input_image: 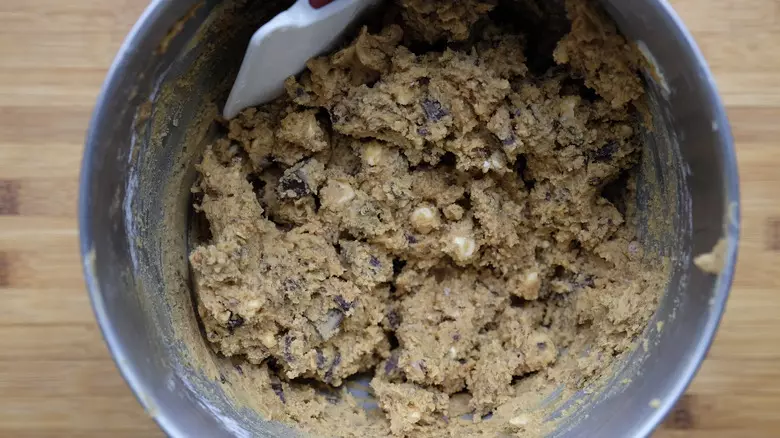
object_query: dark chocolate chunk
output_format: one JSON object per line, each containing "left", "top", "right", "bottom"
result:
{"left": 422, "top": 98, "right": 449, "bottom": 122}
{"left": 325, "top": 352, "right": 341, "bottom": 383}
{"left": 284, "top": 335, "right": 295, "bottom": 362}
{"left": 406, "top": 233, "right": 418, "bottom": 244}
{"left": 386, "top": 310, "right": 401, "bottom": 330}
{"left": 392, "top": 259, "right": 406, "bottom": 276}
{"left": 283, "top": 278, "right": 300, "bottom": 292}
{"left": 502, "top": 134, "right": 516, "bottom": 146}
{"left": 537, "top": 342, "right": 548, "bottom": 351}
{"left": 277, "top": 171, "right": 310, "bottom": 199}
{"left": 271, "top": 378, "right": 286, "bottom": 404}
{"left": 227, "top": 313, "right": 245, "bottom": 332}
{"left": 417, "top": 127, "right": 430, "bottom": 137}
{"left": 384, "top": 353, "right": 399, "bottom": 375}
{"left": 234, "top": 365, "right": 243, "bottom": 375}
{"left": 332, "top": 352, "right": 342, "bottom": 368}
{"left": 592, "top": 141, "right": 618, "bottom": 162}
{"left": 581, "top": 275, "right": 596, "bottom": 288}
{"left": 219, "top": 373, "right": 228, "bottom": 384}
{"left": 325, "top": 391, "right": 340, "bottom": 404}
{"left": 316, "top": 349, "right": 326, "bottom": 369}
{"left": 277, "top": 223, "right": 295, "bottom": 233}
{"left": 334, "top": 295, "right": 354, "bottom": 311}
{"left": 369, "top": 256, "right": 381, "bottom": 268}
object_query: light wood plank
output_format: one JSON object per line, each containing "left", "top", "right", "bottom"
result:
{"left": 0, "top": 106, "right": 93, "bottom": 145}
{"left": 0, "top": 288, "right": 95, "bottom": 325}
{"left": 0, "top": 361, "right": 141, "bottom": 397}
{"left": 0, "top": 143, "right": 84, "bottom": 179}
{"left": 0, "top": 325, "right": 111, "bottom": 362}
{"left": 0, "top": 396, "right": 159, "bottom": 431}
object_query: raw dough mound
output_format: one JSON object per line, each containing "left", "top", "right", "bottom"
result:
{"left": 398, "top": 0, "right": 497, "bottom": 43}
{"left": 554, "top": 0, "right": 644, "bottom": 108}
{"left": 189, "top": 1, "right": 664, "bottom": 437}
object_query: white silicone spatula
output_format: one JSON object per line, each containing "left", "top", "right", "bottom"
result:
{"left": 223, "top": 0, "right": 382, "bottom": 119}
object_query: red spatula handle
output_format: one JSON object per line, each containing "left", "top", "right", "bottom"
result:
{"left": 310, "top": 0, "right": 335, "bottom": 8}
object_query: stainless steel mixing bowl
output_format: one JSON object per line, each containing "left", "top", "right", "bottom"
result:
{"left": 79, "top": 0, "right": 740, "bottom": 436}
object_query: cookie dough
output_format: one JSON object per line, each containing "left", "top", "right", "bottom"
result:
{"left": 694, "top": 238, "right": 728, "bottom": 274}
{"left": 189, "top": 1, "right": 666, "bottom": 436}
{"left": 397, "top": 0, "right": 498, "bottom": 43}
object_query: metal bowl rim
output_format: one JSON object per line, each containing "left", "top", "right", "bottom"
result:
{"left": 78, "top": 1, "right": 741, "bottom": 437}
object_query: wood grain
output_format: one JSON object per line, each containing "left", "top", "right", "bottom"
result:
{"left": 0, "top": 0, "right": 777, "bottom": 437}
{"left": 0, "top": 1, "right": 158, "bottom": 437}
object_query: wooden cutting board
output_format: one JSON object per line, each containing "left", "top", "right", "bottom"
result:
{"left": 0, "top": 0, "right": 777, "bottom": 436}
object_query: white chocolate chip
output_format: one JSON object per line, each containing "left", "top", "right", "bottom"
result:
{"left": 514, "top": 271, "right": 541, "bottom": 300}
{"left": 479, "top": 151, "right": 507, "bottom": 173}
{"left": 261, "top": 332, "right": 277, "bottom": 349}
{"left": 407, "top": 410, "right": 422, "bottom": 423}
{"left": 410, "top": 205, "right": 440, "bottom": 234}
{"left": 488, "top": 151, "right": 506, "bottom": 172}
{"left": 321, "top": 180, "right": 356, "bottom": 209}
{"left": 559, "top": 96, "right": 579, "bottom": 125}
{"left": 554, "top": 46, "right": 569, "bottom": 63}
{"left": 362, "top": 142, "right": 384, "bottom": 166}
{"left": 449, "top": 347, "right": 457, "bottom": 358}
{"left": 246, "top": 299, "right": 262, "bottom": 311}
{"left": 509, "top": 414, "right": 530, "bottom": 427}
{"left": 448, "top": 235, "right": 476, "bottom": 262}
{"left": 217, "top": 310, "right": 231, "bottom": 323}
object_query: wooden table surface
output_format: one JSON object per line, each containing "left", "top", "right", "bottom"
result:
{"left": 0, "top": 0, "right": 777, "bottom": 436}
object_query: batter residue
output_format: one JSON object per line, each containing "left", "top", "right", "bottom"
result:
{"left": 189, "top": 0, "right": 666, "bottom": 436}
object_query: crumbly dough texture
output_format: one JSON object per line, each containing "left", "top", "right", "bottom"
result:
{"left": 694, "top": 238, "right": 728, "bottom": 275}
{"left": 189, "top": 1, "right": 665, "bottom": 436}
